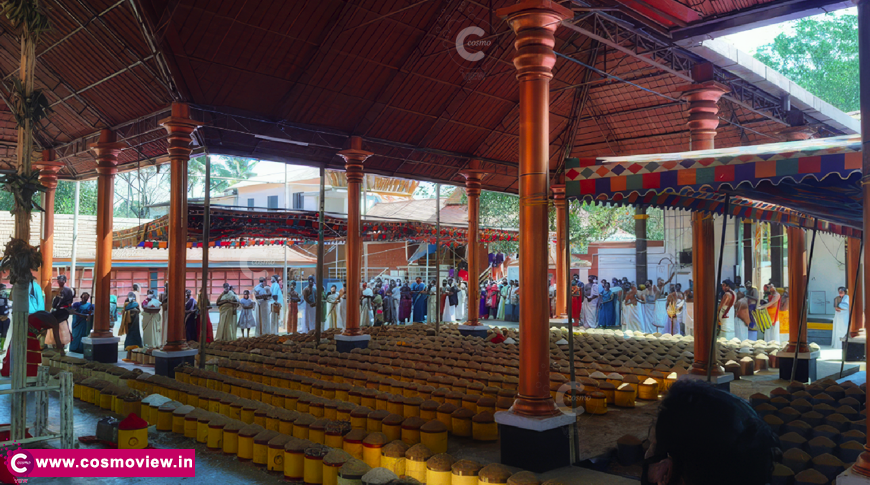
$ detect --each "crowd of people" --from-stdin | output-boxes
[567,274,796,344]
[0,268,853,362]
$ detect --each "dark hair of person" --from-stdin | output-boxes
[654,380,780,485]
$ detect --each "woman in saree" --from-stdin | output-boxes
[215,284,239,341]
[118,292,142,349]
[326,285,339,330]
[497,280,510,320]
[399,281,412,323]
[597,282,617,328]
[68,292,94,354]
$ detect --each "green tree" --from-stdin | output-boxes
[0,179,97,215]
[189,156,259,197]
[462,190,664,254]
[754,13,859,112]
[114,165,171,219]
[413,182,456,199]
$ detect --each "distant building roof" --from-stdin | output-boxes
[365,198,469,226]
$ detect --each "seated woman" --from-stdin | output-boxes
[2,309,67,377]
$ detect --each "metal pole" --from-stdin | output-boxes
[790,225,818,383]
[70,180,80,290]
[435,183,441,333]
[707,196,731,382]
[198,155,210,367]
[566,200,577,455]
[283,164,289,330]
[841,238,864,378]
[315,167,325,343]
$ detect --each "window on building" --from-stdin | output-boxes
[268,195,279,209]
[293,192,304,209]
[247,198,255,208]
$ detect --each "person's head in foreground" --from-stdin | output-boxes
[648,380,779,485]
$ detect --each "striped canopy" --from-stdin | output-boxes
[565,135,863,237]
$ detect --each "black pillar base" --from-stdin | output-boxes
[458,325,488,338]
[335,335,370,354]
[844,339,866,362]
[82,337,119,364]
[153,349,198,378]
[778,354,818,383]
[496,414,575,473]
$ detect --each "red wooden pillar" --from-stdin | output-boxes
[786,226,809,354]
[678,68,728,377]
[159,103,202,352]
[552,183,567,318]
[338,137,372,339]
[459,169,489,326]
[34,152,63,310]
[89,131,124,339]
[497,0,572,418]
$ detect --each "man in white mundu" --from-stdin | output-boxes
[140,290,162,348]
[718,280,737,340]
[253,277,272,336]
[582,276,599,328]
[623,282,645,332]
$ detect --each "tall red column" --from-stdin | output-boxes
[459,170,489,326]
[498,0,572,418]
[679,72,728,376]
[34,152,63,310]
[846,237,863,338]
[688,213,724,376]
[855,0,870,476]
[159,103,202,351]
[339,137,373,337]
[552,184,567,318]
[89,131,125,338]
[786,228,810,354]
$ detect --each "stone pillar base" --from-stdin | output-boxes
[153,349,198,378]
[458,325,488,338]
[335,334,371,353]
[678,372,734,392]
[82,337,120,364]
[837,467,870,484]
[494,411,575,473]
[778,351,820,383]
[844,337,866,362]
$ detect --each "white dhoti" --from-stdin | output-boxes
[654,299,668,330]
[642,303,656,333]
[337,300,347,330]
[735,318,749,341]
[582,299,598,328]
[624,304,644,332]
[270,304,282,334]
[719,314,735,341]
[442,303,455,323]
[763,319,780,343]
[833,310,849,348]
[141,312,161,348]
[255,300,271,336]
[302,303,316,334]
[684,303,694,336]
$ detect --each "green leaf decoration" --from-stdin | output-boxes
[0,170,45,215]
[1,0,51,41]
[0,237,41,285]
